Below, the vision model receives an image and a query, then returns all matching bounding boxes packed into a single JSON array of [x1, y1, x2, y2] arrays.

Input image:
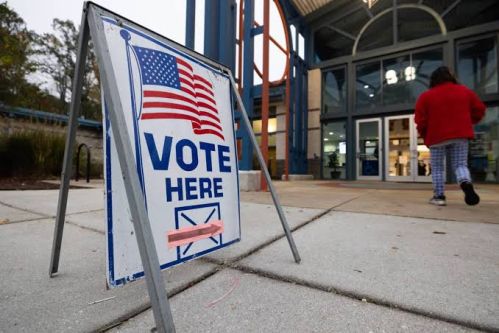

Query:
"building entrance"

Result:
[[354, 115, 433, 182], [356, 118, 382, 180], [384, 115, 432, 182]]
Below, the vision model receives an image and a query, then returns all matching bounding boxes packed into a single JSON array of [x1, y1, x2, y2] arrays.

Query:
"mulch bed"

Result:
[[0, 178, 78, 190]]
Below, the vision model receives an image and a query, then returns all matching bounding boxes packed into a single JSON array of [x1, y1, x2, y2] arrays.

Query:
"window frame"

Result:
[[320, 119, 348, 180], [321, 65, 348, 116], [455, 32, 499, 99], [353, 44, 445, 114]]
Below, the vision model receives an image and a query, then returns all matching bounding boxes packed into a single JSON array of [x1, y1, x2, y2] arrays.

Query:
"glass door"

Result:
[[385, 115, 432, 182], [356, 118, 382, 180], [415, 134, 432, 182]]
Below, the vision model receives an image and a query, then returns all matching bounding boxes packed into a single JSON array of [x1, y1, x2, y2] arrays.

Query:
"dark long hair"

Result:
[[430, 66, 457, 88]]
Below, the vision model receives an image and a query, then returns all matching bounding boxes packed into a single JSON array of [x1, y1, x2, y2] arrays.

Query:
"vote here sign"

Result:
[[99, 15, 240, 287]]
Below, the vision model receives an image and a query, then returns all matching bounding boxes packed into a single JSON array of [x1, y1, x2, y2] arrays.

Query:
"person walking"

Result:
[[415, 66, 486, 206]]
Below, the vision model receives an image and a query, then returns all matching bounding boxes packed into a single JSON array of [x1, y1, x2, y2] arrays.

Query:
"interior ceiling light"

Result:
[[324, 138, 329, 141], [363, 0, 379, 8], [364, 85, 369, 89], [385, 69, 398, 85], [405, 66, 416, 81]]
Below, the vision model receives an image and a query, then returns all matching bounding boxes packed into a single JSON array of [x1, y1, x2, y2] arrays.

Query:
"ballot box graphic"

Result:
[[172, 202, 223, 259]]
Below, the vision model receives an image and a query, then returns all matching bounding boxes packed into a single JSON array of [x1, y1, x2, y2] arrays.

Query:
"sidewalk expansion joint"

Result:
[[0, 200, 50, 218], [230, 263, 498, 333], [97, 267, 224, 332], [95, 194, 496, 332], [66, 220, 105, 235], [333, 208, 499, 225], [97, 203, 343, 331], [201, 209, 337, 267], [67, 208, 105, 216], [0, 216, 53, 225], [199, 193, 497, 333], [200, 196, 364, 268]]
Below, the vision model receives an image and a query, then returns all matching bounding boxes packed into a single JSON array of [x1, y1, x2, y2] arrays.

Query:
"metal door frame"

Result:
[[356, 117, 382, 180], [385, 115, 414, 181], [385, 115, 433, 182]]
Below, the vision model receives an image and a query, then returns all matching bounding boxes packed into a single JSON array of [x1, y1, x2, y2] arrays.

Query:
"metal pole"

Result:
[[87, 6, 175, 332], [237, 0, 244, 91], [49, 6, 90, 277], [240, 0, 255, 170], [289, 54, 296, 174], [285, 61, 290, 181], [86, 147, 91, 183], [260, 0, 270, 190], [76, 145, 81, 182], [229, 74, 301, 264], [204, 0, 219, 60], [185, 0, 196, 49], [302, 63, 308, 174], [393, 0, 398, 45], [277, 2, 292, 180]]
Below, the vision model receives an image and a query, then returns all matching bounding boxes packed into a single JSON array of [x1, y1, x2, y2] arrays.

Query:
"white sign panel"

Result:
[[100, 15, 240, 287]]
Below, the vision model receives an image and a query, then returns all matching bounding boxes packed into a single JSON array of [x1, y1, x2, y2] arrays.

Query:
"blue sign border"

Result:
[[103, 16, 241, 287]]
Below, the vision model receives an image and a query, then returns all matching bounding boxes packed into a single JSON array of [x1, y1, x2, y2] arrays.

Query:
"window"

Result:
[[411, 48, 443, 98], [470, 106, 499, 183], [313, 27, 354, 62], [397, 8, 441, 43], [298, 33, 305, 59], [253, 118, 277, 147], [252, 118, 277, 134], [457, 37, 498, 95], [357, 12, 393, 52], [356, 61, 381, 109], [382, 48, 443, 105], [383, 54, 412, 105], [322, 121, 347, 179], [322, 68, 347, 113], [355, 48, 443, 109]]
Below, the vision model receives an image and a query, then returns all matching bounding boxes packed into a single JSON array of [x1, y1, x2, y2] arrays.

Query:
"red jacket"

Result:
[[415, 83, 486, 146]]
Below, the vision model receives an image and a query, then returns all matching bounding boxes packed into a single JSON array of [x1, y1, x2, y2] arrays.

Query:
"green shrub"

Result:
[[0, 132, 36, 177], [31, 130, 66, 176], [0, 130, 75, 178]]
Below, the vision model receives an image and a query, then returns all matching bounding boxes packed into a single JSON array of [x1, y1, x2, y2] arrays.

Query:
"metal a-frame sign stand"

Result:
[[48, 3, 300, 333]]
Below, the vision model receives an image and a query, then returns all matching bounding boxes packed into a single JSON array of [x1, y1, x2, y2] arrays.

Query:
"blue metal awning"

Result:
[[0, 105, 102, 130]]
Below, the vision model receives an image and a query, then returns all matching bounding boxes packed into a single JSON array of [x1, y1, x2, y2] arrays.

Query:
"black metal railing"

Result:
[[75, 143, 91, 183]]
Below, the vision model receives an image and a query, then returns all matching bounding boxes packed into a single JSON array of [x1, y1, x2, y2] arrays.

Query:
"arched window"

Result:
[[398, 8, 441, 43], [353, 5, 446, 55]]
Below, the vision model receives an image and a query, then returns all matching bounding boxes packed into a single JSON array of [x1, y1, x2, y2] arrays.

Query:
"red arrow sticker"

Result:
[[167, 220, 224, 248]]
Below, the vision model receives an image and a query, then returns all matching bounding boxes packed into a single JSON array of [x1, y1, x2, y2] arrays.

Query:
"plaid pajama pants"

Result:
[[430, 139, 471, 196]]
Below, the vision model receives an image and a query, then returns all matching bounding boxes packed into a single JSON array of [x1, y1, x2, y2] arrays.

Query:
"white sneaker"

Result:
[[429, 195, 446, 206]]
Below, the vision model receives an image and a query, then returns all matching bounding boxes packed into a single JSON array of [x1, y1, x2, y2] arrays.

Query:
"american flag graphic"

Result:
[[133, 46, 224, 141]]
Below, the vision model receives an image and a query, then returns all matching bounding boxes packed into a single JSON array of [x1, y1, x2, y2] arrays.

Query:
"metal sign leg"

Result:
[[87, 5, 175, 332], [49, 8, 91, 277], [228, 75, 301, 264]]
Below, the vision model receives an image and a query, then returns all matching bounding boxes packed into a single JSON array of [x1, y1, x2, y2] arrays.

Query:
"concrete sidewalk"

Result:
[[0, 181, 498, 332]]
